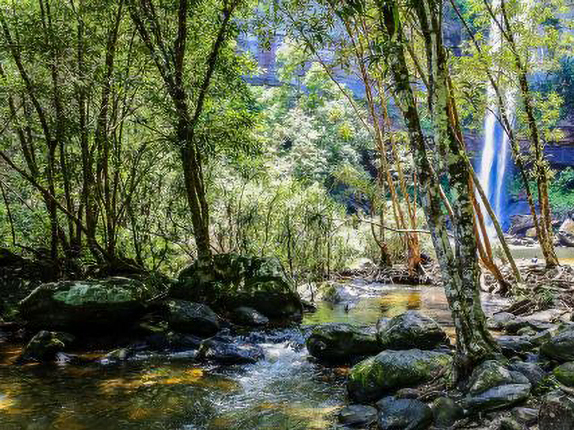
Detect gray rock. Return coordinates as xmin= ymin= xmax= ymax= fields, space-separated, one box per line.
xmin=173 ymin=254 xmax=302 ymax=319
xmin=19 ymin=277 xmax=157 ymax=331
xmin=504 ymin=317 xmax=533 ymax=335
xmin=508 ymin=361 xmax=547 ymax=388
xmin=198 ymin=339 xmax=264 ymax=364
xmin=306 ymin=323 xmax=381 ymax=362
xmin=488 ymin=312 xmax=517 ymax=330
xmin=338 ymin=405 xmax=378 ymax=428
xmin=232 ymin=306 xmax=269 ymax=327
xmin=558 ymin=219 xmax=574 ymax=247
xmin=464 ymin=384 xmax=531 ymax=412
xmin=376 ymin=311 xmax=449 ymax=350
xmin=497 ymin=336 xmax=535 ymax=357
xmin=18 ymin=330 xmax=74 ymax=363
xmin=376 ymin=396 xmax=433 ymax=430
xmin=163 ymin=300 xmax=220 ymax=337
xmin=347 ymin=349 xmax=452 ymax=402
xmin=464 ymin=361 xmax=531 ymax=412
xmin=539 ymin=390 xmax=574 ymax=430
xmin=467 ymin=361 xmax=517 ymax=394
xmin=432 ymin=397 xmax=464 ymax=428
xmin=541 ymin=326 xmax=574 ymax=362
xmin=529 ymin=329 xmax=554 ymax=346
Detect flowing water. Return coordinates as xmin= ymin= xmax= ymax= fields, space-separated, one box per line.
xmin=0 ymin=283 xmax=508 ymax=430
xmin=478 ymin=0 xmax=515 ymax=232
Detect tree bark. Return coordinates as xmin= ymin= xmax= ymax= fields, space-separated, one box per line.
xmin=377 ymin=0 xmax=499 ymax=382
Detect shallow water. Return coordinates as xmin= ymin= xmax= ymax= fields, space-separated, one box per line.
xmin=0 ymin=283 xmax=507 ymax=430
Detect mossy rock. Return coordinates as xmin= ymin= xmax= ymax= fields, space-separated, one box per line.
xmin=306 ymin=323 xmax=382 ymax=362
xmin=162 ymin=300 xmax=220 ymax=337
xmin=17 ymin=330 xmax=74 ymax=363
xmin=171 ymin=254 xmax=302 ymax=320
xmin=553 ymin=362 xmax=574 ymax=387
xmin=19 ymin=277 xmax=158 ymax=331
xmin=541 ymin=326 xmax=574 ymax=362
xmin=376 ymin=311 xmax=449 ymax=350
xmin=463 ymin=360 xmax=531 ymax=413
xmin=347 ymin=349 xmax=452 ymax=402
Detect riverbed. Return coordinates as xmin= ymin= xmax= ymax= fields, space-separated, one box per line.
xmin=0 ymin=283 xmax=509 ymax=430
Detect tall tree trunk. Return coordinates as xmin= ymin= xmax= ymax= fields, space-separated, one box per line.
xmin=377 ymin=0 xmax=499 ymax=381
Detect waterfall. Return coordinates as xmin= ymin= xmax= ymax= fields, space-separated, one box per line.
xmin=478 ymin=0 xmax=515 ymax=233
xmin=478 ymin=90 xmax=514 ymax=230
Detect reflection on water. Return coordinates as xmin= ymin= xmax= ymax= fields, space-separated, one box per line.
xmin=303 ymin=283 xmax=507 ymax=331
xmin=0 ymin=283 xmax=507 ymax=430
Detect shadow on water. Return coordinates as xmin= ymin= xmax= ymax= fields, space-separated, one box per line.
xmin=0 ymin=283 xmax=508 ymax=430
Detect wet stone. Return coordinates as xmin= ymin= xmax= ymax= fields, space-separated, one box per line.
xmin=347 ymin=349 xmax=452 ymax=403
xmin=541 ymin=326 xmax=574 ymax=362
xmin=432 ymin=396 xmax=464 ymax=428
xmin=376 ymin=396 xmax=433 ymax=430
xmin=306 ymin=323 xmax=381 ymax=363
xmin=17 ymin=330 xmax=75 ymax=363
xmin=198 ymin=339 xmax=264 ymax=364
xmin=376 ymin=311 xmax=449 ymax=350
xmin=553 ymin=361 xmax=574 ymax=387
xmin=508 ymin=361 xmax=547 ymax=388
xmin=232 ymin=306 xmax=269 ymax=327
xmin=337 ymin=405 xmax=378 ymax=428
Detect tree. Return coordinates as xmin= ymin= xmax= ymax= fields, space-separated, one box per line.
xmin=375 ymin=0 xmax=499 ymax=381
xmin=128 ymin=0 xmax=243 ymax=264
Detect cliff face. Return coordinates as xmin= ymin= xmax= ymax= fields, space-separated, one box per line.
xmin=237 ymin=11 xmax=574 ymax=162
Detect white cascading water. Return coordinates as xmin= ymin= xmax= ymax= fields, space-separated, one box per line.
xmin=478 ymin=0 xmax=515 ymax=234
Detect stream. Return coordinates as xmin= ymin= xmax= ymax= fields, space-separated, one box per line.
xmin=0 ymin=282 xmax=508 ymax=430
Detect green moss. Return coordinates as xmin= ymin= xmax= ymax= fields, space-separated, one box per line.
xmin=553 ymin=362 xmax=574 ymax=387
xmin=53 ymin=283 xmax=135 ymax=305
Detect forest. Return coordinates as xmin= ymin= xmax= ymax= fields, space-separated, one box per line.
xmin=1 ymin=0 xmax=574 ymax=429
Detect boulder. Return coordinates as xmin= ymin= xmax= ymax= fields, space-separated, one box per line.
xmin=508 ymin=361 xmax=547 ymax=388
xmin=558 ymin=219 xmax=574 ymax=247
xmin=337 ymin=405 xmax=378 ymax=428
xmin=541 ymin=326 xmax=574 ymax=362
xmin=198 ymin=339 xmax=264 ymax=364
xmin=347 ymin=349 xmax=452 ymax=402
xmin=539 ymin=390 xmax=574 ymax=430
xmin=376 ymin=311 xmax=449 ymax=350
xmin=172 ymin=254 xmax=302 ymax=320
xmin=306 ymin=323 xmax=381 ymax=362
xmin=145 ymin=332 xmax=203 ymax=352
xmin=486 ymin=312 xmax=516 ymax=330
xmin=467 ymin=361 xmax=520 ymax=394
xmin=497 ymin=336 xmax=535 ymax=358
xmin=553 ymin=362 xmax=574 ymax=387
xmin=488 ymin=312 xmax=517 ymax=331
xmin=432 ymin=397 xmax=464 ymax=428
xmin=19 ymin=277 xmax=157 ymax=331
xmin=162 ymin=300 xmax=220 ymax=337
xmin=232 ymin=307 xmax=269 ymax=327
xmin=464 ymin=384 xmax=531 ymax=413
xmin=508 ymin=215 xmax=535 ymax=236
xmin=18 ymin=330 xmax=74 ymax=363
xmin=463 ymin=361 xmax=531 ymax=412
xmin=376 ymin=396 xmax=433 ymax=430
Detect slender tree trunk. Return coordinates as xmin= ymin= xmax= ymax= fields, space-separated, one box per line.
xmin=377 ymin=0 xmax=499 ymax=381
